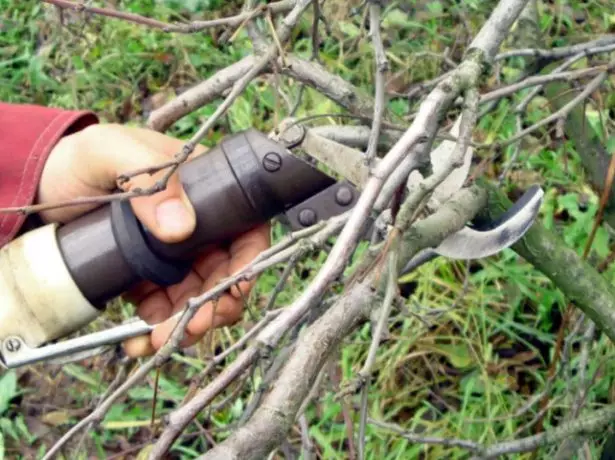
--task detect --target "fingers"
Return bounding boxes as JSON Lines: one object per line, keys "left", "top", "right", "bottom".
{"left": 39, "top": 124, "right": 206, "bottom": 229}
{"left": 228, "top": 223, "right": 271, "bottom": 298}
{"left": 147, "top": 258, "right": 243, "bottom": 353}
{"left": 121, "top": 222, "right": 271, "bottom": 358}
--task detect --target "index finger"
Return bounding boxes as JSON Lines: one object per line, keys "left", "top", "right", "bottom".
{"left": 228, "top": 223, "right": 271, "bottom": 299}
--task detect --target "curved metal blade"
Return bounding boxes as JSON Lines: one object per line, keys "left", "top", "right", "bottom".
{"left": 435, "top": 184, "right": 543, "bottom": 260}
{"left": 277, "top": 122, "right": 543, "bottom": 264}
{"left": 401, "top": 185, "right": 544, "bottom": 274}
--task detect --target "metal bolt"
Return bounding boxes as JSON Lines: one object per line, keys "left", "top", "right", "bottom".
{"left": 262, "top": 152, "right": 282, "bottom": 172}
{"left": 298, "top": 208, "right": 317, "bottom": 227}
{"left": 335, "top": 186, "right": 353, "bottom": 206}
{"left": 4, "top": 338, "right": 20, "bottom": 353}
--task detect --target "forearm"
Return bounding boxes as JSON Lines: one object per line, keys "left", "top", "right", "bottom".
{"left": 0, "top": 102, "right": 98, "bottom": 246}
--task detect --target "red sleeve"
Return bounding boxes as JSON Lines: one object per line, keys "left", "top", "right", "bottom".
{"left": 0, "top": 102, "right": 98, "bottom": 247}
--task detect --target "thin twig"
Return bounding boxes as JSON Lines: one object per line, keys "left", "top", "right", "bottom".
{"left": 365, "top": 0, "right": 389, "bottom": 164}
{"left": 476, "top": 405, "right": 615, "bottom": 459}
{"left": 494, "top": 34, "right": 615, "bottom": 62}
{"left": 514, "top": 48, "right": 612, "bottom": 114}
{"left": 480, "top": 65, "right": 607, "bottom": 105}
{"left": 43, "top": 214, "right": 342, "bottom": 459}
{"left": 495, "top": 67, "right": 611, "bottom": 148}
{"left": 368, "top": 418, "right": 482, "bottom": 452}
{"left": 358, "top": 251, "right": 398, "bottom": 460}
{"left": 42, "top": 0, "right": 295, "bottom": 33}
{"left": 311, "top": 0, "right": 321, "bottom": 62}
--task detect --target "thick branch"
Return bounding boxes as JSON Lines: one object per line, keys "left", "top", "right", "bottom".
{"left": 146, "top": 54, "right": 376, "bottom": 133}
{"left": 477, "top": 180, "right": 615, "bottom": 342}
{"left": 147, "top": 56, "right": 257, "bottom": 132}
{"left": 198, "top": 185, "right": 488, "bottom": 460}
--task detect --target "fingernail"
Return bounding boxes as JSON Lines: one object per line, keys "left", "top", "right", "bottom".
{"left": 122, "top": 335, "right": 155, "bottom": 358}
{"left": 156, "top": 198, "right": 193, "bottom": 236}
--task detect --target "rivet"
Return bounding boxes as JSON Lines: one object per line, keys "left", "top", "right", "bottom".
{"left": 4, "top": 338, "right": 20, "bottom": 353}
{"left": 262, "top": 152, "right": 282, "bottom": 172}
{"left": 335, "top": 186, "right": 353, "bottom": 206}
{"left": 298, "top": 209, "right": 317, "bottom": 227}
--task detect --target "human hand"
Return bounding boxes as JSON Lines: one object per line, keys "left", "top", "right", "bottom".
{"left": 37, "top": 123, "right": 270, "bottom": 357}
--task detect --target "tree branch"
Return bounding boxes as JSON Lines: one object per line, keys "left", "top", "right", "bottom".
{"left": 147, "top": 56, "right": 258, "bottom": 132}
{"left": 365, "top": 0, "right": 389, "bottom": 163}
{"left": 42, "top": 0, "right": 295, "bottom": 33}
{"left": 477, "top": 179, "right": 615, "bottom": 342}
{"left": 495, "top": 34, "right": 615, "bottom": 61}
{"left": 196, "top": 185, "right": 488, "bottom": 460}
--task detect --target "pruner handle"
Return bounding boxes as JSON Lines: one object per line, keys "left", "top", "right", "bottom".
{"left": 0, "top": 129, "right": 353, "bottom": 365}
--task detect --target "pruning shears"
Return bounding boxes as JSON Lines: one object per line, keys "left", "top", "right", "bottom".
{"left": 0, "top": 121, "right": 543, "bottom": 369}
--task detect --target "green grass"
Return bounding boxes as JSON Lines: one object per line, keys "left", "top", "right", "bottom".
{"left": 1, "top": 1, "right": 615, "bottom": 459}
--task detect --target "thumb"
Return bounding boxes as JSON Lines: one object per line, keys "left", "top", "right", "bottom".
{"left": 89, "top": 126, "right": 198, "bottom": 243}
{"left": 126, "top": 169, "right": 196, "bottom": 244}
{"left": 40, "top": 123, "right": 198, "bottom": 242}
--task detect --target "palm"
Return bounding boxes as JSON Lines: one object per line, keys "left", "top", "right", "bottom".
{"left": 123, "top": 223, "right": 270, "bottom": 354}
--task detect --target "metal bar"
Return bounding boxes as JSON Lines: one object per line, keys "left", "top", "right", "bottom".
{"left": 1, "top": 318, "right": 156, "bottom": 368}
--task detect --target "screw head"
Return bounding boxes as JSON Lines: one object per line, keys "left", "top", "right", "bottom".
{"left": 335, "top": 186, "right": 353, "bottom": 206}
{"left": 262, "top": 152, "right": 282, "bottom": 172}
{"left": 4, "top": 338, "right": 20, "bottom": 353}
{"left": 298, "top": 208, "right": 317, "bottom": 227}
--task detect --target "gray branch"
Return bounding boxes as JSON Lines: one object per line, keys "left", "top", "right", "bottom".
{"left": 365, "top": 1, "right": 389, "bottom": 162}
{"left": 476, "top": 405, "right": 615, "bottom": 459}
{"left": 197, "top": 185, "right": 488, "bottom": 460}
{"left": 147, "top": 56, "right": 258, "bottom": 132}
{"left": 495, "top": 33, "right": 615, "bottom": 61}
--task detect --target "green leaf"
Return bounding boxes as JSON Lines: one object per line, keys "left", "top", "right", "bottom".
{"left": 426, "top": 2, "right": 444, "bottom": 14}
{"left": 0, "top": 430, "right": 4, "bottom": 460}
{"left": 337, "top": 21, "right": 361, "bottom": 38}
{"left": 429, "top": 342, "right": 473, "bottom": 369}
{"left": 382, "top": 9, "right": 411, "bottom": 29}
{"left": 0, "top": 371, "right": 17, "bottom": 416}
{"left": 62, "top": 365, "right": 101, "bottom": 388}
{"left": 0, "top": 419, "right": 17, "bottom": 441}
{"left": 14, "top": 416, "right": 34, "bottom": 444}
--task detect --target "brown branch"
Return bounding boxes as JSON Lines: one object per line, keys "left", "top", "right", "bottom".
{"left": 476, "top": 405, "right": 615, "bottom": 459}
{"left": 42, "top": 0, "right": 295, "bottom": 33}
{"left": 368, "top": 402, "right": 615, "bottom": 459}
{"left": 487, "top": 64, "right": 613, "bottom": 149}
{"left": 368, "top": 418, "right": 483, "bottom": 452}
{"left": 0, "top": 187, "right": 158, "bottom": 216}
{"left": 358, "top": 251, "right": 398, "bottom": 460}
{"left": 42, "top": 212, "right": 344, "bottom": 459}
{"left": 479, "top": 65, "right": 607, "bottom": 105}
{"left": 148, "top": 53, "right": 378, "bottom": 133}
{"left": 148, "top": 213, "right": 348, "bottom": 456}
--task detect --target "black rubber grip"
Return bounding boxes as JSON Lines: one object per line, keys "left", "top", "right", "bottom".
{"left": 56, "top": 129, "right": 336, "bottom": 308}
{"left": 110, "top": 199, "right": 192, "bottom": 287}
